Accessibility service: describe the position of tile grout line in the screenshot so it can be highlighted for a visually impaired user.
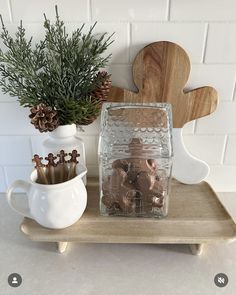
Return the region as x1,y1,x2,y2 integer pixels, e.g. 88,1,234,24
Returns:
232,83,236,101
88,0,92,22
2,166,9,188
167,0,171,21
127,22,131,63
7,0,13,23
3,164,33,168
0,133,100,137
0,165,7,192
193,132,236,136
1,61,236,67
0,100,17,103
221,135,228,164
6,20,236,25
29,136,34,159
231,67,236,101
0,134,37,137
193,120,197,134
202,23,209,63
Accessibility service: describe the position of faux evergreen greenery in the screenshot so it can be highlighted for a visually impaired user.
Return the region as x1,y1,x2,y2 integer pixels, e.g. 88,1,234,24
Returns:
0,6,113,127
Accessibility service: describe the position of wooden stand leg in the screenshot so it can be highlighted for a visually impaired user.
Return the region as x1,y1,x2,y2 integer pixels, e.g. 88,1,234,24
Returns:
189,244,204,255
57,242,68,253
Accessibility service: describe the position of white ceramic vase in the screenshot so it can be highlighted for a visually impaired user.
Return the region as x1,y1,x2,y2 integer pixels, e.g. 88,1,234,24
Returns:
43,124,86,183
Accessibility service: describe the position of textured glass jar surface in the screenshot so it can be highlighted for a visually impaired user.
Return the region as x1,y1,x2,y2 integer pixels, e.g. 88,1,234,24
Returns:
98,103,173,218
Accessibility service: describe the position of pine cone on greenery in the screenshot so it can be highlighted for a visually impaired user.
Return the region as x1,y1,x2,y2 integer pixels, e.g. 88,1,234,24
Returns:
91,71,112,101
78,71,111,126
29,103,59,132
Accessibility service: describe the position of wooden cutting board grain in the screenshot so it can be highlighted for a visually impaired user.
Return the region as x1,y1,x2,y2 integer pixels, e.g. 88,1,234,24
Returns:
108,41,218,128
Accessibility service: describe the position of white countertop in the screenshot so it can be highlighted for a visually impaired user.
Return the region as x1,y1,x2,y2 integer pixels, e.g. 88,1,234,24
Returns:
0,192,236,295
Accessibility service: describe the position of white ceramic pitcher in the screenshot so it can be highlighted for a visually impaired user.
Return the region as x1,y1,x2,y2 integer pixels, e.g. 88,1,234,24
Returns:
7,165,87,229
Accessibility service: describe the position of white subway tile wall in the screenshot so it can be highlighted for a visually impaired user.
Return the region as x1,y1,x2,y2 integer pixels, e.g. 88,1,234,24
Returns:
187,65,236,101
170,0,236,21
0,167,7,192
91,0,168,21
131,23,207,63
0,102,38,135
0,0,236,191
108,65,137,91
205,24,236,63
0,92,15,102
10,0,89,22
0,0,11,22
196,102,236,134
224,136,236,165
94,23,130,64
4,166,34,192
0,136,32,165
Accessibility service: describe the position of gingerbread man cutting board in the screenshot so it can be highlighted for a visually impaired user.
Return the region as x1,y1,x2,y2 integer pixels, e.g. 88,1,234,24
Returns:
108,41,218,184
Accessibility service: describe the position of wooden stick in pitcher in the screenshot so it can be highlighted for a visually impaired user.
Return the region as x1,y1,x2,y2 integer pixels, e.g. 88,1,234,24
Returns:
67,150,79,180
57,150,68,183
45,153,57,184
32,154,49,184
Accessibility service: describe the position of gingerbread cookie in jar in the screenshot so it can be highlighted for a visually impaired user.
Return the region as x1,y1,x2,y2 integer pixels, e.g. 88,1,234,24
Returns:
98,103,173,218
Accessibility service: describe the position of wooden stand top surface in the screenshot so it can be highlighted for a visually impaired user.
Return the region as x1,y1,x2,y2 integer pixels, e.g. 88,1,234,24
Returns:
21,178,236,244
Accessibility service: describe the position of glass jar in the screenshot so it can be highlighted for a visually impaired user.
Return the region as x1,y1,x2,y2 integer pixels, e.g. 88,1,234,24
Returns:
98,103,173,218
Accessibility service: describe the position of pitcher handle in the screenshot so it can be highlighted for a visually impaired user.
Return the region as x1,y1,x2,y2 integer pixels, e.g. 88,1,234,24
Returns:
7,180,33,218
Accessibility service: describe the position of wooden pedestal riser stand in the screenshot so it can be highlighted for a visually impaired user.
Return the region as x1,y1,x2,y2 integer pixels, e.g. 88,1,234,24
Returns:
21,178,236,255
21,41,236,255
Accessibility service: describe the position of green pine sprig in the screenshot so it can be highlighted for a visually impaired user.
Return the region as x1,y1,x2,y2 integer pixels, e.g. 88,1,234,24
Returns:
0,6,113,126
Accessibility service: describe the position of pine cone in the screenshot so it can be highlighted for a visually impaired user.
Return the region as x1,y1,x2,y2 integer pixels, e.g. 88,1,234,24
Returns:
78,72,111,126
91,71,112,101
29,103,59,132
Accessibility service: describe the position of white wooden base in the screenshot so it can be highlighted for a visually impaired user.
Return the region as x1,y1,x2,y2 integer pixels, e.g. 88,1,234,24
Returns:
189,244,204,256
57,242,68,253
20,178,236,257
55,242,204,255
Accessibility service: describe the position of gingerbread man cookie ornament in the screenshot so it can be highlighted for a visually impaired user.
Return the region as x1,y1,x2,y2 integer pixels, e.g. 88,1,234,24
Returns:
102,138,166,215
102,168,137,213
108,41,218,184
